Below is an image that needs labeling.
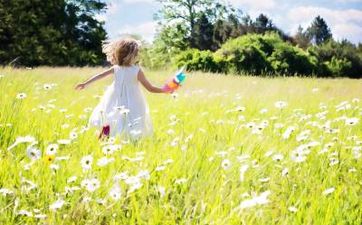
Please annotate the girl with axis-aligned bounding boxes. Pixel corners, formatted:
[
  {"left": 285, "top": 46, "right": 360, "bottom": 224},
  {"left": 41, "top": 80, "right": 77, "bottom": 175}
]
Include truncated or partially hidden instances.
[{"left": 75, "top": 38, "right": 170, "bottom": 139}]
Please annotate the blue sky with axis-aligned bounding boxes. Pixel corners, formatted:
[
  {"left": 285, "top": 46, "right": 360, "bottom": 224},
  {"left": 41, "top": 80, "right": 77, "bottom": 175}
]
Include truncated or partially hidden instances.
[{"left": 98, "top": 0, "right": 362, "bottom": 44}]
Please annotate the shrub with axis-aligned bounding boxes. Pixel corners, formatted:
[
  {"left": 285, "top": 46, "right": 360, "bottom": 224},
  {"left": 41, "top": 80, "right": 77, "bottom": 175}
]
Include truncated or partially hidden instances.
[{"left": 175, "top": 49, "right": 222, "bottom": 73}]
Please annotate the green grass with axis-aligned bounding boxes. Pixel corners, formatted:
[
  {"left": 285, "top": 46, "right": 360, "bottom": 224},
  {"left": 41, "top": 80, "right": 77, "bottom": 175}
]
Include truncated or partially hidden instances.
[{"left": 0, "top": 67, "right": 361, "bottom": 224}]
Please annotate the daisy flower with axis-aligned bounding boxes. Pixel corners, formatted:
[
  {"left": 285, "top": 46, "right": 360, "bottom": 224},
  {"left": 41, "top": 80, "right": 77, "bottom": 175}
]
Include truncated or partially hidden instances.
[
  {"left": 80, "top": 155, "right": 93, "bottom": 171},
  {"left": 46, "top": 144, "right": 59, "bottom": 155}
]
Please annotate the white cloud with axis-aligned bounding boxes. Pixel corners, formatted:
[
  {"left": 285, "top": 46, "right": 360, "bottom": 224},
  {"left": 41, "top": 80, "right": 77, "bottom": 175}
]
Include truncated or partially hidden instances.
[
  {"left": 287, "top": 6, "right": 362, "bottom": 43},
  {"left": 227, "top": 0, "right": 277, "bottom": 10},
  {"left": 117, "top": 21, "right": 158, "bottom": 42}
]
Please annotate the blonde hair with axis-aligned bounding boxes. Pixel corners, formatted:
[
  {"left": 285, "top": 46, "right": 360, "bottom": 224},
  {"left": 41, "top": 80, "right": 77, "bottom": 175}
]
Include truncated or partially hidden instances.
[{"left": 102, "top": 38, "right": 140, "bottom": 66}]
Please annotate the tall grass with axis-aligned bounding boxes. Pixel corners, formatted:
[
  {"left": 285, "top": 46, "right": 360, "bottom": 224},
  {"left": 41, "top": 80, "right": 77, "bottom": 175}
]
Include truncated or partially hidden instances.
[{"left": 0, "top": 67, "right": 361, "bottom": 224}]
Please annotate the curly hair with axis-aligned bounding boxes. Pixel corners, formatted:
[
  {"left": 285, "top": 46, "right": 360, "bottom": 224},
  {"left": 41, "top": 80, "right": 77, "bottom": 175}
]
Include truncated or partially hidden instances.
[{"left": 102, "top": 38, "right": 140, "bottom": 66}]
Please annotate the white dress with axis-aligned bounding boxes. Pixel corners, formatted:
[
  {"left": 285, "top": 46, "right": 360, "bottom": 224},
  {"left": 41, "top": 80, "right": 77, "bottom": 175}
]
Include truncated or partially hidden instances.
[{"left": 88, "top": 64, "right": 153, "bottom": 138}]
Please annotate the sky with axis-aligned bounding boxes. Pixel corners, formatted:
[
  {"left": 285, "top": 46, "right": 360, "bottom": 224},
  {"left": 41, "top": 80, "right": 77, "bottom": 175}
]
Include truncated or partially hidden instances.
[{"left": 98, "top": 0, "right": 362, "bottom": 44}]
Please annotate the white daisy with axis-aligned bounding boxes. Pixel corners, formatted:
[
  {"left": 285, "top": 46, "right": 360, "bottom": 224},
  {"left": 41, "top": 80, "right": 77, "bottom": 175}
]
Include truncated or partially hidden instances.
[
  {"left": 80, "top": 155, "right": 93, "bottom": 171},
  {"left": 221, "top": 159, "right": 231, "bottom": 170},
  {"left": 81, "top": 178, "right": 100, "bottom": 192},
  {"left": 16, "top": 92, "right": 27, "bottom": 99},
  {"left": 274, "top": 101, "right": 287, "bottom": 109},
  {"left": 288, "top": 206, "right": 298, "bottom": 213},
  {"left": 49, "top": 199, "right": 65, "bottom": 211},
  {"left": 46, "top": 144, "right": 59, "bottom": 155},
  {"left": 345, "top": 117, "right": 359, "bottom": 126},
  {"left": 26, "top": 146, "right": 41, "bottom": 160},
  {"left": 109, "top": 185, "right": 122, "bottom": 200}
]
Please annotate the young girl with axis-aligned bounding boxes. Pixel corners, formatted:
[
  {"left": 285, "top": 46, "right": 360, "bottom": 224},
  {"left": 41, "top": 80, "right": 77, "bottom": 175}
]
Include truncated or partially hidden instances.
[{"left": 75, "top": 38, "right": 170, "bottom": 139}]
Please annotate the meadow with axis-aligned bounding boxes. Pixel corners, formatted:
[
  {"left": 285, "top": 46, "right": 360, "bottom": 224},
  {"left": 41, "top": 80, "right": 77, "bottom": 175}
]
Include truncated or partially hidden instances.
[{"left": 0, "top": 67, "right": 361, "bottom": 225}]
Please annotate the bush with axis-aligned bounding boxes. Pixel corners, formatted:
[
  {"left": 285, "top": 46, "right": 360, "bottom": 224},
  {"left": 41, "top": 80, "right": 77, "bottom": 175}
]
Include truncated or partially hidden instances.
[
  {"left": 172, "top": 33, "right": 362, "bottom": 78},
  {"left": 308, "top": 40, "right": 362, "bottom": 78},
  {"left": 268, "top": 42, "right": 317, "bottom": 75},
  {"left": 175, "top": 49, "right": 222, "bottom": 73},
  {"left": 325, "top": 57, "right": 352, "bottom": 77}
]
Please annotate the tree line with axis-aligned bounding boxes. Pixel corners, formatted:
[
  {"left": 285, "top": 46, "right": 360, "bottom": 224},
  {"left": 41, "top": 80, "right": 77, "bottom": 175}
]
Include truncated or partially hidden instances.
[
  {"left": 0, "top": 0, "right": 361, "bottom": 77},
  {"left": 140, "top": 0, "right": 362, "bottom": 78}
]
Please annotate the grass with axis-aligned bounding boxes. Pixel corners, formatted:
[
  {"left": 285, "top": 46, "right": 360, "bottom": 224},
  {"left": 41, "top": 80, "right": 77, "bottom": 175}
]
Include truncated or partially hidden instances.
[{"left": 0, "top": 67, "right": 361, "bottom": 224}]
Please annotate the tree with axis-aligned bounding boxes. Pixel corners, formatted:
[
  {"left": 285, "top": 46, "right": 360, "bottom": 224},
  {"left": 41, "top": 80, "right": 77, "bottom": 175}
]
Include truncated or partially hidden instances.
[
  {"left": 155, "top": 0, "right": 231, "bottom": 48},
  {"left": 193, "top": 13, "right": 214, "bottom": 50},
  {"left": 306, "top": 16, "right": 332, "bottom": 45},
  {"left": 293, "top": 25, "right": 311, "bottom": 49},
  {"left": 0, "top": 0, "right": 107, "bottom": 66}
]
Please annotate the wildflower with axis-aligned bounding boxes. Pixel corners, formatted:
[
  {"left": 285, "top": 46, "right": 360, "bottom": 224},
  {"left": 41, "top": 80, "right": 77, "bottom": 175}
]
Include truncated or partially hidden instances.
[
  {"left": 109, "top": 185, "right": 122, "bottom": 200},
  {"left": 50, "top": 164, "right": 60, "bottom": 171},
  {"left": 288, "top": 206, "right": 298, "bottom": 213},
  {"left": 329, "top": 158, "right": 339, "bottom": 166},
  {"left": 81, "top": 178, "right": 100, "bottom": 192},
  {"left": 322, "top": 187, "right": 335, "bottom": 196},
  {"left": 67, "top": 176, "right": 77, "bottom": 183},
  {"left": 27, "top": 146, "right": 41, "bottom": 160},
  {"left": 114, "top": 172, "right": 129, "bottom": 181},
  {"left": 137, "top": 170, "right": 150, "bottom": 180},
  {"left": 46, "top": 144, "right": 58, "bottom": 155},
  {"left": 274, "top": 101, "right": 287, "bottom": 109},
  {"left": 239, "top": 191, "right": 271, "bottom": 209},
  {"left": 282, "top": 168, "right": 289, "bottom": 177},
  {"left": 97, "top": 157, "right": 115, "bottom": 167},
  {"left": 69, "top": 132, "right": 78, "bottom": 140},
  {"left": 272, "top": 154, "right": 284, "bottom": 162},
  {"left": 49, "top": 199, "right": 65, "bottom": 211},
  {"left": 18, "top": 209, "right": 33, "bottom": 217},
  {"left": 43, "top": 155, "right": 55, "bottom": 163},
  {"left": 0, "top": 188, "right": 14, "bottom": 196},
  {"left": 16, "top": 92, "right": 27, "bottom": 99},
  {"left": 80, "top": 155, "right": 93, "bottom": 171},
  {"left": 345, "top": 117, "right": 359, "bottom": 126},
  {"left": 43, "top": 84, "right": 52, "bottom": 90},
  {"left": 221, "top": 159, "right": 231, "bottom": 170},
  {"left": 282, "top": 126, "right": 296, "bottom": 139}
]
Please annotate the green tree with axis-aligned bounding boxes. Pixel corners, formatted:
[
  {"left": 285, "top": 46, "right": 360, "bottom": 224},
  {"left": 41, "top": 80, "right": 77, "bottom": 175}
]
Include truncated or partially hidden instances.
[
  {"left": 193, "top": 13, "right": 214, "bottom": 50},
  {"left": 306, "top": 16, "right": 332, "bottom": 45},
  {"left": 0, "top": 0, "right": 107, "bottom": 66},
  {"left": 293, "top": 25, "right": 311, "bottom": 49}
]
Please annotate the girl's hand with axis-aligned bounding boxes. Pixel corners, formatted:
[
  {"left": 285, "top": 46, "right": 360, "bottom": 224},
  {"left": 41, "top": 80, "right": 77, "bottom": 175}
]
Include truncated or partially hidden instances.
[
  {"left": 75, "top": 83, "right": 86, "bottom": 90},
  {"left": 162, "top": 85, "right": 174, "bottom": 94}
]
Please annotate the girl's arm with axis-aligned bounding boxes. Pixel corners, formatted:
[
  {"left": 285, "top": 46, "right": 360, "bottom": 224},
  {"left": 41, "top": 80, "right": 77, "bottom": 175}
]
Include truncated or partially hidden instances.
[
  {"left": 75, "top": 67, "right": 114, "bottom": 90},
  {"left": 137, "top": 69, "right": 168, "bottom": 93}
]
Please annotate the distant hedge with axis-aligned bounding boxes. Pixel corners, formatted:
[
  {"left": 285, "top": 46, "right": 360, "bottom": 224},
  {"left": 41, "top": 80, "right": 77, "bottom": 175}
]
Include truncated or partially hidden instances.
[{"left": 174, "top": 33, "right": 362, "bottom": 78}]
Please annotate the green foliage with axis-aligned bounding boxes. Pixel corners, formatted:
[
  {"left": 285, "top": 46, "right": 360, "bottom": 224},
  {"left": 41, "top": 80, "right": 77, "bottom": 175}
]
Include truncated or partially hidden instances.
[
  {"left": 268, "top": 43, "right": 317, "bottom": 75},
  {"left": 0, "top": 0, "right": 107, "bottom": 66},
  {"left": 308, "top": 40, "right": 362, "bottom": 78},
  {"left": 325, "top": 57, "right": 352, "bottom": 77},
  {"left": 173, "top": 32, "right": 361, "bottom": 78},
  {"left": 306, "top": 16, "right": 332, "bottom": 45},
  {"left": 175, "top": 49, "right": 221, "bottom": 73}
]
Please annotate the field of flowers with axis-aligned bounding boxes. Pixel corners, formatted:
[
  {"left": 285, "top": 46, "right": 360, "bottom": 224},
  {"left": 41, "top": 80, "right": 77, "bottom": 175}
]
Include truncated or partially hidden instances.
[{"left": 0, "top": 67, "right": 361, "bottom": 224}]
